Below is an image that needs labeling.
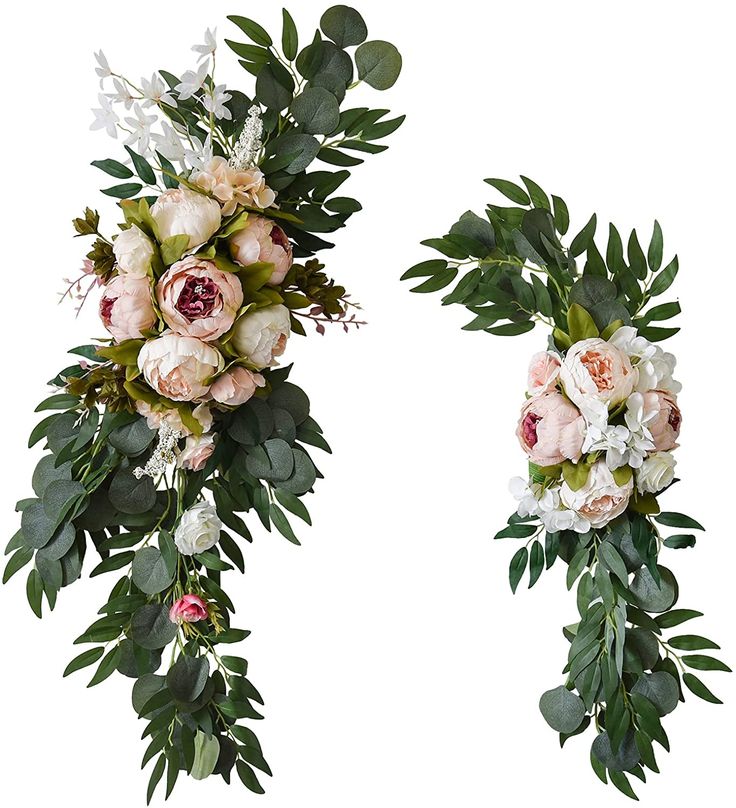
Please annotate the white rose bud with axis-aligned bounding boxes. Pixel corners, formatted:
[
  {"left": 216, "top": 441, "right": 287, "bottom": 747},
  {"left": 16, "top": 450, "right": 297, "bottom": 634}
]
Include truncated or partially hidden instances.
[
  {"left": 636, "top": 451, "right": 676, "bottom": 494},
  {"left": 231, "top": 304, "right": 291, "bottom": 369},
  {"left": 173, "top": 501, "right": 222, "bottom": 555},
  {"left": 113, "top": 225, "right": 155, "bottom": 279},
  {"left": 150, "top": 188, "right": 222, "bottom": 250}
]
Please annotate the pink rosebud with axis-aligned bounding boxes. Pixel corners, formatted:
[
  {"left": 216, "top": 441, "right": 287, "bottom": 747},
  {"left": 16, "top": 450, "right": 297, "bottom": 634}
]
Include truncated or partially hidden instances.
[
  {"left": 644, "top": 390, "right": 681, "bottom": 451},
  {"left": 229, "top": 215, "right": 293, "bottom": 286},
  {"left": 177, "top": 433, "right": 216, "bottom": 472},
  {"left": 210, "top": 366, "right": 266, "bottom": 407},
  {"left": 169, "top": 594, "right": 208, "bottom": 624},
  {"left": 516, "top": 392, "right": 586, "bottom": 466},
  {"left": 527, "top": 351, "right": 561, "bottom": 395}
]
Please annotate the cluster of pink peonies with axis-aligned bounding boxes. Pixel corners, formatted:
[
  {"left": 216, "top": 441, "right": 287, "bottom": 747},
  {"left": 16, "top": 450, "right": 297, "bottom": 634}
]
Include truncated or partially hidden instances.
[
  {"left": 511, "top": 327, "right": 682, "bottom": 533},
  {"left": 97, "top": 183, "right": 294, "bottom": 468}
]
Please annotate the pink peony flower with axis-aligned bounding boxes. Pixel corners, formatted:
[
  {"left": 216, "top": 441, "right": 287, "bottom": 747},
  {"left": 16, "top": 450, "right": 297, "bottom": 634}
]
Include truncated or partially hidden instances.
[
  {"left": 191, "top": 156, "right": 276, "bottom": 215},
  {"left": 99, "top": 276, "right": 156, "bottom": 343},
  {"left": 527, "top": 351, "right": 561, "bottom": 395},
  {"left": 156, "top": 256, "right": 243, "bottom": 341},
  {"left": 229, "top": 215, "right": 293, "bottom": 286},
  {"left": 138, "top": 333, "right": 223, "bottom": 402},
  {"left": 135, "top": 401, "right": 212, "bottom": 436},
  {"left": 559, "top": 337, "right": 636, "bottom": 426},
  {"left": 169, "top": 594, "right": 208, "bottom": 624},
  {"left": 150, "top": 187, "right": 222, "bottom": 249},
  {"left": 177, "top": 433, "right": 215, "bottom": 472},
  {"left": 210, "top": 366, "right": 266, "bottom": 407},
  {"left": 644, "top": 390, "right": 681, "bottom": 451},
  {"left": 517, "top": 392, "right": 586, "bottom": 466},
  {"left": 560, "top": 460, "right": 633, "bottom": 528}
]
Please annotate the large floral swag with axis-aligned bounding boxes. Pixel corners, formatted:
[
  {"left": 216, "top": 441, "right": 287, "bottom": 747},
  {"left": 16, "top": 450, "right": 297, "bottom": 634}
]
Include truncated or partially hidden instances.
[
  {"left": 4, "top": 6, "right": 402, "bottom": 802},
  {"left": 403, "top": 176, "right": 729, "bottom": 799}
]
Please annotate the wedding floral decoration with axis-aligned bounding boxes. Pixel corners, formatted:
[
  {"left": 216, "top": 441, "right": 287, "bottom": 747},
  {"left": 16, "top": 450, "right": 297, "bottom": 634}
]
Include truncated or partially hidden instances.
[
  {"left": 403, "top": 177, "right": 728, "bottom": 799},
  {"left": 5, "top": 7, "right": 402, "bottom": 801}
]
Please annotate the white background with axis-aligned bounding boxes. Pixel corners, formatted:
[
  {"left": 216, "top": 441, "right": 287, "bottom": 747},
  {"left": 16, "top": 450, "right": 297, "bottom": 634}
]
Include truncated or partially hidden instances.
[{"left": 1, "top": 0, "right": 734, "bottom": 805}]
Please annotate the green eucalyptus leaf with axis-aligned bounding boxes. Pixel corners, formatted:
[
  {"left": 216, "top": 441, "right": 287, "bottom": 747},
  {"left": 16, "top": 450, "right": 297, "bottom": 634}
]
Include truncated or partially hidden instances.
[{"left": 355, "top": 40, "right": 402, "bottom": 90}]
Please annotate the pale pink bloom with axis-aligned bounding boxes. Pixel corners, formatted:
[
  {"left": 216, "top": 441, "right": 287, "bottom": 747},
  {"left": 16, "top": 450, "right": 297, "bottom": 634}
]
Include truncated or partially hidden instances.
[
  {"left": 527, "top": 351, "right": 561, "bottom": 396},
  {"left": 135, "top": 401, "right": 212, "bottom": 436},
  {"left": 99, "top": 276, "right": 156, "bottom": 342},
  {"left": 191, "top": 156, "right": 276, "bottom": 215},
  {"left": 210, "top": 366, "right": 265, "bottom": 407},
  {"left": 517, "top": 392, "right": 586, "bottom": 466},
  {"left": 150, "top": 187, "right": 221, "bottom": 249},
  {"left": 157, "top": 256, "right": 243, "bottom": 341},
  {"left": 229, "top": 215, "right": 293, "bottom": 286},
  {"left": 644, "top": 390, "right": 681, "bottom": 452},
  {"left": 560, "top": 460, "right": 633, "bottom": 528},
  {"left": 560, "top": 338, "right": 636, "bottom": 426},
  {"left": 138, "top": 333, "right": 223, "bottom": 402},
  {"left": 113, "top": 225, "right": 155, "bottom": 279},
  {"left": 231, "top": 304, "right": 291, "bottom": 369},
  {"left": 169, "top": 594, "right": 208, "bottom": 624},
  {"left": 177, "top": 433, "right": 215, "bottom": 472}
]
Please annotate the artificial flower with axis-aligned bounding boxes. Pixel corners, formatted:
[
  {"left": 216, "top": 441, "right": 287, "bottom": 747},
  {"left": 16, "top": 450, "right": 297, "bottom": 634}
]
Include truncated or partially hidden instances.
[
  {"left": 526, "top": 350, "right": 561, "bottom": 396},
  {"left": 141, "top": 72, "right": 177, "bottom": 108},
  {"left": 169, "top": 594, "right": 208, "bottom": 624},
  {"left": 231, "top": 304, "right": 291, "bottom": 369},
  {"left": 99, "top": 276, "right": 156, "bottom": 342},
  {"left": 113, "top": 225, "right": 155, "bottom": 279},
  {"left": 192, "top": 28, "right": 218, "bottom": 61},
  {"left": 173, "top": 501, "right": 222, "bottom": 555},
  {"left": 135, "top": 401, "right": 213, "bottom": 436},
  {"left": 90, "top": 93, "right": 119, "bottom": 138},
  {"left": 191, "top": 156, "right": 275, "bottom": 215},
  {"left": 559, "top": 460, "right": 633, "bottom": 528},
  {"left": 516, "top": 392, "right": 585, "bottom": 466},
  {"left": 229, "top": 215, "right": 293, "bottom": 285},
  {"left": 203, "top": 84, "right": 232, "bottom": 120},
  {"left": 210, "top": 366, "right": 266, "bottom": 407},
  {"left": 150, "top": 187, "right": 222, "bottom": 250},
  {"left": 645, "top": 390, "right": 681, "bottom": 451},
  {"left": 123, "top": 103, "right": 158, "bottom": 155},
  {"left": 177, "top": 433, "right": 216, "bottom": 472},
  {"left": 636, "top": 451, "right": 677, "bottom": 494},
  {"left": 138, "top": 333, "right": 224, "bottom": 402},
  {"left": 175, "top": 60, "right": 209, "bottom": 101}
]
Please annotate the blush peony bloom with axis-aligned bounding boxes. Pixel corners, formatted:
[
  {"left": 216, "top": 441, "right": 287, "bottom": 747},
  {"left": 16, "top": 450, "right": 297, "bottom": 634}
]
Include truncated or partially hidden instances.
[
  {"left": 516, "top": 392, "right": 585, "bottom": 466},
  {"left": 191, "top": 156, "right": 276, "bottom": 215},
  {"left": 173, "top": 501, "right": 222, "bottom": 555},
  {"left": 169, "top": 594, "right": 208, "bottom": 624},
  {"left": 231, "top": 304, "right": 291, "bottom": 369},
  {"left": 559, "top": 338, "right": 636, "bottom": 426},
  {"left": 150, "top": 187, "right": 222, "bottom": 249},
  {"left": 156, "top": 256, "right": 243, "bottom": 341},
  {"left": 135, "top": 401, "right": 212, "bottom": 436},
  {"left": 527, "top": 351, "right": 561, "bottom": 396},
  {"left": 229, "top": 215, "right": 293, "bottom": 285},
  {"left": 177, "top": 433, "right": 215, "bottom": 472},
  {"left": 138, "top": 333, "right": 224, "bottom": 402},
  {"left": 99, "top": 276, "right": 156, "bottom": 342},
  {"left": 560, "top": 460, "right": 633, "bottom": 528},
  {"left": 643, "top": 390, "right": 681, "bottom": 451},
  {"left": 113, "top": 225, "right": 155, "bottom": 279},
  {"left": 636, "top": 451, "right": 677, "bottom": 494},
  {"left": 210, "top": 366, "right": 265, "bottom": 406}
]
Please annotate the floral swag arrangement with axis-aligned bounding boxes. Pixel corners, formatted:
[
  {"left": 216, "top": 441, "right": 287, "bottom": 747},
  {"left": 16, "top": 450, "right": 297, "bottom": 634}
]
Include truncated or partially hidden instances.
[
  {"left": 4, "top": 6, "right": 402, "bottom": 801},
  {"left": 403, "top": 177, "right": 729, "bottom": 799}
]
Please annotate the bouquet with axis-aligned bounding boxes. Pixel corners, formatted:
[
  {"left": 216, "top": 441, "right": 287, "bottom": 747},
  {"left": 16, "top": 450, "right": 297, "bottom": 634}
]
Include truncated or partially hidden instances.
[
  {"left": 403, "top": 176, "right": 729, "bottom": 799},
  {"left": 4, "top": 6, "right": 402, "bottom": 801}
]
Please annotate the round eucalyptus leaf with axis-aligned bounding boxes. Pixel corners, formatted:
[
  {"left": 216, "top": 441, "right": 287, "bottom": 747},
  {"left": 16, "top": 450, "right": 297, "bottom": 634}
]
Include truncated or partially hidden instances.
[
  {"left": 108, "top": 418, "right": 156, "bottom": 456},
  {"left": 167, "top": 655, "right": 210, "bottom": 703},
  {"left": 624, "top": 628, "right": 659, "bottom": 671},
  {"left": 117, "top": 639, "right": 162, "bottom": 678},
  {"left": 320, "top": 5, "right": 368, "bottom": 47},
  {"left": 132, "top": 672, "right": 166, "bottom": 713},
  {"left": 131, "top": 547, "right": 174, "bottom": 595},
  {"left": 291, "top": 87, "right": 340, "bottom": 135},
  {"left": 229, "top": 398, "right": 275, "bottom": 446},
  {"left": 590, "top": 300, "right": 632, "bottom": 330},
  {"left": 246, "top": 438, "right": 295, "bottom": 482},
  {"left": 272, "top": 132, "right": 321, "bottom": 175},
  {"left": 277, "top": 449, "right": 317, "bottom": 495},
  {"left": 32, "top": 456, "right": 72, "bottom": 497},
  {"left": 355, "top": 40, "right": 402, "bottom": 90},
  {"left": 256, "top": 63, "right": 293, "bottom": 111},
  {"left": 42, "top": 479, "right": 86, "bottom": 523},
  {"left": 59, "top": 541, "right": 83, "bottom": 586},
  {"left": 271, "top": 407, "right": 296, "bottom": 443},
  {"left": 630, "top": 566, "right": 679, "bottom": 613},
  {"left": 131, "top": 604, "right": 178, "bottom": 649},
  {"left": 20, "top": 502, "right": 57, "bottom": 549},
  {"left": 177, "top": 678, "right": 215, "bottom": 715},
  {"left": 46, "top": 413, "right": 79, "bottom": 454},
  {"left": 591, "top": 730, "right": 640, "bottom": 772},
  {"left": 268, "top": 383, "right": 310, "bottom": 425},
  {"left": 568, "top": 276, "right": 617, "bottom": 309},
  {"left": 35, "top": 553, "right": 63, "bottom": 591},
  {"left": 109, "top": 467, "right": 156, "bottom": 515},
  {"left": 632, "top": 671, "right": 679, "bottom": 716},
  {"left": 315, "top": 41, "right": 353, "bottom": 84},
  {"left": 539, "top": 685, "right": 586, "bottom": 734}
]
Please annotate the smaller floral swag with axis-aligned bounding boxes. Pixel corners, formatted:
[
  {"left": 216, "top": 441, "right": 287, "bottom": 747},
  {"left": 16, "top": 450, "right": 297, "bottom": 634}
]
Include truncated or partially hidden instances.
[
  {"left": 4, "top": 6, "right": 402, "bottom": 803},
  {"left": 403, "top": 177, "right": 729, "bottom": 800}
]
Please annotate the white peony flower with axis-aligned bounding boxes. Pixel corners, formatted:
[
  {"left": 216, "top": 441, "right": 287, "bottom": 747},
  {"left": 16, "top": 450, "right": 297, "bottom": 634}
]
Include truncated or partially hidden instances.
[
  {"left": 150, "top": 188, "right": 222, "bottom": 250},
  {"left": 560, "top": 460, "right": 633, "bottom": 529},
  {"left": 113, "top": 225, "right": 155, "bottom": 279},
  {"left": 231, "top": 304, "right": 291, "bottom": 369},
  {"left": 636, "top": 451, "right": 676, "bottom": 494},
  {"left": 173, "top": 501, "right": 222, "bottom": 555}
]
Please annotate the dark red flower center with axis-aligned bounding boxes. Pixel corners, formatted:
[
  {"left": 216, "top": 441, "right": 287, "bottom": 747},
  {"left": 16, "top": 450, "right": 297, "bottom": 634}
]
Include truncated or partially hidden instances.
[
  {"left": 522, "top": 412, "right": 542, "bottom": 447},
  {"left": 175, "top": 276, "right": 219, "bottom": 320},
  {"left": 270, "top": 224, "right": 289, "bottom": 251},
  {"left": 668, "top": 407, "right": 681, "bottom": 432},
  {"left": 100, "top": 296, "right": 115, "bottom": 321}
]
